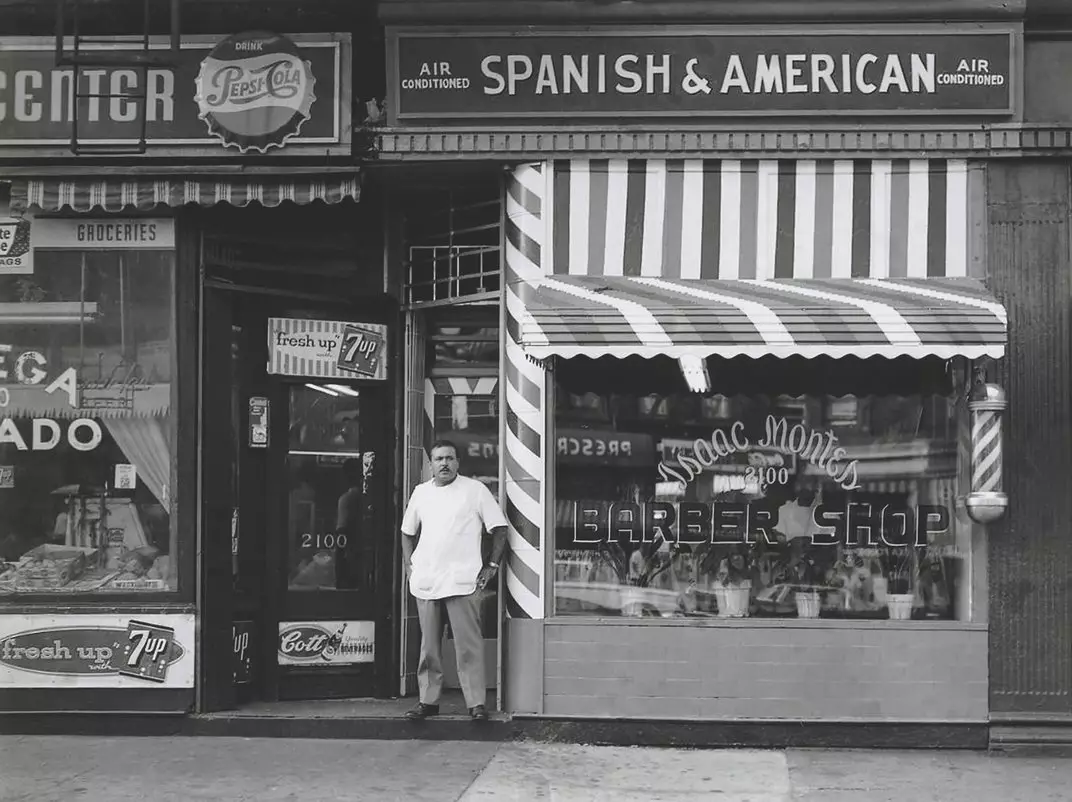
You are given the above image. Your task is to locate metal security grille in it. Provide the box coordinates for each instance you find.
[402,179,501,307]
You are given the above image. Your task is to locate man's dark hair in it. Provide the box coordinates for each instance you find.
[429,439,459,458]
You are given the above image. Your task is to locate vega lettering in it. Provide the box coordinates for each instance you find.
[204,58,303,107]
[657,415,860,492]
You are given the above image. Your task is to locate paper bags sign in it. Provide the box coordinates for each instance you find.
[0,217,33,274]
[267,317,387,381]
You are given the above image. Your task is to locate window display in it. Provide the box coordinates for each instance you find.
[0,248,175,595]
[553,356,971,622]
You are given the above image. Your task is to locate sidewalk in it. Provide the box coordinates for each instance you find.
[2,736,1072,802]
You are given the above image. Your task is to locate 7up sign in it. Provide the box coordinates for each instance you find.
[335,324,385,379]
[119,620,176,683]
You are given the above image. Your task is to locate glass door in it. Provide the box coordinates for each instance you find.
[275,381,389,700]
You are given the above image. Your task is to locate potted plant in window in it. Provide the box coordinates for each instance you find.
[785,540,823,619]
[714,547,753,618]
[598,539,676,617]
[882,547,917,620]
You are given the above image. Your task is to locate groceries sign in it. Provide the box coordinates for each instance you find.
[388,25,1017,121]
[0,33,349,152]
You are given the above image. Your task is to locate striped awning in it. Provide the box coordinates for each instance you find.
[11,175,360,213]
[518,275,1007,360]
[550,159,970,279]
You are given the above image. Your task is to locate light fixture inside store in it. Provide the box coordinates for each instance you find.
[324,384,360,397]
[678,355,710,394]
[305,383,339,396]
[0,302,100,325]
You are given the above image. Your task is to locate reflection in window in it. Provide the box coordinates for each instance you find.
[554,373,968,622]
[286,385,367,591]
[430,324,499,369]
[0,250,175,595]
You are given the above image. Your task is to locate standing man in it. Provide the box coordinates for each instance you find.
[401,439,508,722]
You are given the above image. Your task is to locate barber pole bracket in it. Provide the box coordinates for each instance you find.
[966,381,1007,524]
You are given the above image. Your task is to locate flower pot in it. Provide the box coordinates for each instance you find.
[717,581,752,618]
[795,591,821,619]
[887,592,914,620]
[619,586,647,618]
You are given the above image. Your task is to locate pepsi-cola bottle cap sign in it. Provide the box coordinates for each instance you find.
[195,31,317,153]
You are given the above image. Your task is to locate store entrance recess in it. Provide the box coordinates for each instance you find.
[424,309,501,692]
[53,0,182,154]
[200,286,394,710]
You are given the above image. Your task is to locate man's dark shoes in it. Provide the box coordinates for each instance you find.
[469,704,488,721]
[405,702,439,721]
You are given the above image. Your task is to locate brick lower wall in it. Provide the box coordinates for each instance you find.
[540,620,988,721]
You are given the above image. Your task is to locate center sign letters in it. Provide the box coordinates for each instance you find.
[0,33,348,152]
[389,25,1016,120]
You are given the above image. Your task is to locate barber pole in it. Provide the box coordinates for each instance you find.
[965,382,1008,524]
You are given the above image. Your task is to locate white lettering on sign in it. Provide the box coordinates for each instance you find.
[279,629,328,656]
[658,415,860,493]
[0,417,102,451]
[0,68,175,124]
[126,628,168,667]
[557,436,632,458]
[478,51,941,97]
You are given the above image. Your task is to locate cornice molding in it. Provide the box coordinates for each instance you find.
[374,125,1072,161]
[379,0,1026,25]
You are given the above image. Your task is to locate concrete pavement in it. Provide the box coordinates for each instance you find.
[2,736,1072,802]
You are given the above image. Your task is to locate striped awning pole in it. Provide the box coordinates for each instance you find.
[502,163,547,620]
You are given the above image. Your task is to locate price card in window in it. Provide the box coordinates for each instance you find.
[114,464,137,490]
[335,324,385,378]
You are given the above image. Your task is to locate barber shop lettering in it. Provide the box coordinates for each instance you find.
[570,501,949,548]
[658,415,861,492]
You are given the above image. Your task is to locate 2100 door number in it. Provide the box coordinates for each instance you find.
[301,533,349,549]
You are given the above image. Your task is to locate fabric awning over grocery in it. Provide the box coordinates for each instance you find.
[517,275,1007,360]
[10,174,360,213]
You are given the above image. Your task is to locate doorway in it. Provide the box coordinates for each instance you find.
[200,284,396,709]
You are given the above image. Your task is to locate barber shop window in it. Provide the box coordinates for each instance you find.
[0,246,176,596]
[552,355,973,622]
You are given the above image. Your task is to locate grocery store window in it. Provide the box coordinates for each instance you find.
[0,246,176,596]
[552,355,973,622]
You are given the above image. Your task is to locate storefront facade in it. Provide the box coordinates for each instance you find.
[381,0,1072,745]
[0,21,403,713]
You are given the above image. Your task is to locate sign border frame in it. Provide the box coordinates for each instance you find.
[387,22,1021,122]
[0,33,350,151]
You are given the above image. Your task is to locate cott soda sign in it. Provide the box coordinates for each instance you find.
[277,620,375,666]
